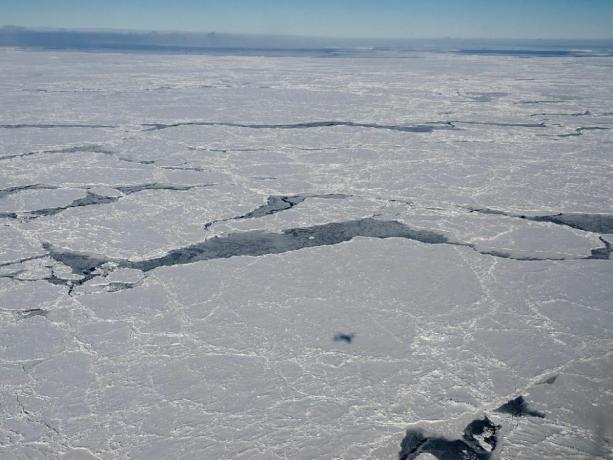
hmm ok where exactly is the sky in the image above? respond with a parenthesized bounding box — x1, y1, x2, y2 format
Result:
(1, 0, 612, 39)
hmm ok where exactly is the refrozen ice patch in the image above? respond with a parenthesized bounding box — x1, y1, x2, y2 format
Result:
(531, 213, 613, 234)
(495, 396, 546, 418)
(399, 417, 500, 460)
(461, 91, 509, 103)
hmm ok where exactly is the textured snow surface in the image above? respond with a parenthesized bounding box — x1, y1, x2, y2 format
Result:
(0, 48, 612, 459)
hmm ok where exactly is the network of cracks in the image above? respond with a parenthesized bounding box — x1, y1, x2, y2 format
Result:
(1, 186, 611, 298)
(1, 114, 611, 458)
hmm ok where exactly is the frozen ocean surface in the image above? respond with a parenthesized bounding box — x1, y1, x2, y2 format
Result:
(0, 47, 612, 459)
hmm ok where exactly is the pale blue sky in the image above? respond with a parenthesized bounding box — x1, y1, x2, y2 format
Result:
(1, 0, 612, 39)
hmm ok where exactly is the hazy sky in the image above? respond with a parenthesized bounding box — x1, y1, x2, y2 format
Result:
(2, 0, 612, 39)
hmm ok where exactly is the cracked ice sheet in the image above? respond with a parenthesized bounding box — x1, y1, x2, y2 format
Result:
(2, 239, 611, 459)
(0, 188, 87, 213)
(0, 226, 47, 264)
(0, 128, 118, 159)
(0, 154, 150, 189)
(377, 207, 606, 259)
(25, 186, 256, 259)
(143, 123, 613, 211)
(1, 48, 612, 459)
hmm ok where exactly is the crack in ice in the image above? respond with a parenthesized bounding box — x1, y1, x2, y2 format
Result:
(203, 193, 351, 230)
(142, 120, 456, 133)
(30, 217, 611, 295)
(0, 183, 215, 220)
(0, 123, 116, 129)
(466, 207, 613, 234)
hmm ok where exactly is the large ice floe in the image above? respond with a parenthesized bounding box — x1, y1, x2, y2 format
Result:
(0, 47, 612, 459)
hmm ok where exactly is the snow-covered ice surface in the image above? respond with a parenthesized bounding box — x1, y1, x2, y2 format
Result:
(0, 47, 612, 459)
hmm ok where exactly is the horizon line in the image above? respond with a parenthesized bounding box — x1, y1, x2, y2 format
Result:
(2, 25, 613, 43)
